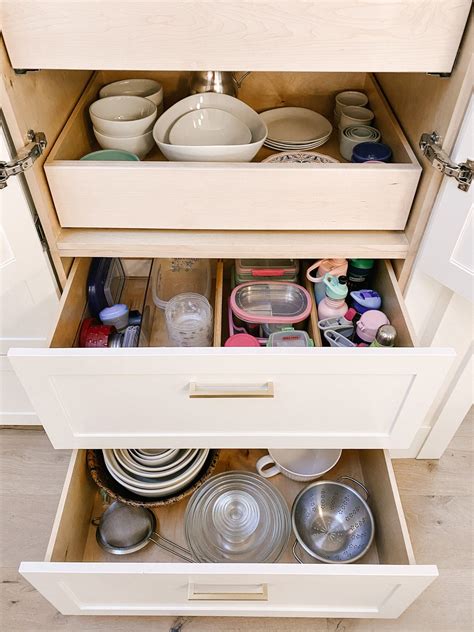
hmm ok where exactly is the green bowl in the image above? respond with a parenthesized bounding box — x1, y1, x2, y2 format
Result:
(80, 149, 140, 161)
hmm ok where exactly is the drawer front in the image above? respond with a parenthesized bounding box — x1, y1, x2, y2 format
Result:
(3, 1, 470, 73)
(20, 449, 437, 618)
(9, 346, 453, 449)
(45, 71, 420, 232)
(20, 563, 437, 618)
(8, 258, 454, 450)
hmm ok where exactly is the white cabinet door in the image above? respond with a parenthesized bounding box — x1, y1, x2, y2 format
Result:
(417, 97, 473, 303)
(0, 121, 59, 423)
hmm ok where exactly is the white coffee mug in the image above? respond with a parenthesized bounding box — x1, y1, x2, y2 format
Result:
(256, 449, 342, 482)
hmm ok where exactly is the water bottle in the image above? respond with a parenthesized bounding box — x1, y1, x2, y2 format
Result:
(307, 258, 348, 304)
(317, 274, 349, 321)
(347, 259, 375, 293)
(370, 324, 397, 347)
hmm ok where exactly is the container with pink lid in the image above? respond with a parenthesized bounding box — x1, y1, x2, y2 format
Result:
(229, 281, 312, 344)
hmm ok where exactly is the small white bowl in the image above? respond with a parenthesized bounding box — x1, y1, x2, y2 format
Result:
(99, 78, 163, 107)
(169, 108, 252, 146)
(90, 95, 157, 137)
(339, 125, 381, 161)
(335, 91, 368, 115)
(339, 105, 374, 131)
(94, 127, 154, 159)
(153, 92, 267, 162)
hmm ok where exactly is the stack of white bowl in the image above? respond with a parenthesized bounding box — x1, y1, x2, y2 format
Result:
(153, 92, 267, 162)
(103, 448, 210, 498)
(90, 80, 163, 159)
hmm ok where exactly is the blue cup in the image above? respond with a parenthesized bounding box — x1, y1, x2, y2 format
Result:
(351, 142, 392, 163)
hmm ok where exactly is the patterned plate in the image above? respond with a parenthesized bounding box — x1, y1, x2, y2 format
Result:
(262, 151, 339, 164)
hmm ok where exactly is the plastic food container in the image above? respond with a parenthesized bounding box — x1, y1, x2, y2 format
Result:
(99, 304, 129, 330)
(225, 333, 260, 347)
(151, 258, 211, 309)
(230, 282, 312, 326)
(165, 293, 213, 347)
(267, 328, 314, 347)
(87, 258, 125, 317)
(234, 259, 299, 284)
(79, 317, 116, 348)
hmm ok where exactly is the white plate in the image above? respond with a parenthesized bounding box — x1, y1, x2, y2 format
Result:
(262, 151, 339, 164)
(260, 107, 332, 144)
(169, 108, 252, 146)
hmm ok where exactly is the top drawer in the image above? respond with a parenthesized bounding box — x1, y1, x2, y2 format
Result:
(3, 1, 470, 73)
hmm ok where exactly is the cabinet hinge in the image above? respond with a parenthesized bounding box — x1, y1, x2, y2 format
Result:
(0, 130, 47, 189)
(419, 131, 473, 192)
(34, 214, 49, 251)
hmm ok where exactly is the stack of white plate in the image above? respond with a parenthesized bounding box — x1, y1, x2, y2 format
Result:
(261, 107, 333, 151)
(103, 448, 210, 498)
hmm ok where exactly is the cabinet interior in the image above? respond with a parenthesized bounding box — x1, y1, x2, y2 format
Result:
(46, 448, 415, 567)
(49, 258, 415, 350)
(49, 70, 415, 166)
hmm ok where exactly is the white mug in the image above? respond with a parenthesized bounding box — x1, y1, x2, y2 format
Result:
(334, 91, 368, 124)
(339, 106, 374, 131)
(256, 449, 342, 482)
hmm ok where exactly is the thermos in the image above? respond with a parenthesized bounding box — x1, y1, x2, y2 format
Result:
(307, 258, 348, 304)
(347, 259, 375, 293)
(370, 324, 397, 347)
(317, 274, 349, 321)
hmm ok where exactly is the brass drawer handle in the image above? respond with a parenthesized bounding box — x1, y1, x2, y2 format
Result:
(188, 583, 268, 601)
(189, 381, 274, 398)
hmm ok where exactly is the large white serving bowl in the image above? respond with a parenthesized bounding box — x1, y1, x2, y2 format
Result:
(90, 95, 157, 137)
(153, 92, 267, 162)
(99, 78, 163, 107)
(93, 127, 154, 159)
(169, 108, 252, 146)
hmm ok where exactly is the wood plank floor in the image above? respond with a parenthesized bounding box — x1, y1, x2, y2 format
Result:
(1, 410, 472, 632)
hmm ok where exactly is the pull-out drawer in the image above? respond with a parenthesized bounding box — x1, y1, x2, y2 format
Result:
(45, 71, 420, 231)
(9, 258, 454, 449)
(20, 448, 437, 618)
(3, 1, 470, 73)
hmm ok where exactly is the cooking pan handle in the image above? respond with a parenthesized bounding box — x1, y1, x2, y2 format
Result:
(292, 540, 305, 564)
(338, 476, 370, 501)
(149, 532, 195, 563)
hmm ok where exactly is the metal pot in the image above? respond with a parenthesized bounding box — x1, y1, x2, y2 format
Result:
(189, 70, 251, 96)
(291, 476, 375, 564)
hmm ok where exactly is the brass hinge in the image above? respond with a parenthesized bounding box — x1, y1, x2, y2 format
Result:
(419, 131, 473, 192)
(0, 130, 47, 189)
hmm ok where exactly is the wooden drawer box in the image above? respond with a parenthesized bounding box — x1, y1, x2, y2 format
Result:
(45, 71, 421, 231)
(3, 1, 470, 73)
(8, 258, 453, 450)
(20, 448, 437, 618)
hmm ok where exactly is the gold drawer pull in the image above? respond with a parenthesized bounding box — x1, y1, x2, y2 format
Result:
(189, 381, 274, 398)
(188, 583, 268, 601)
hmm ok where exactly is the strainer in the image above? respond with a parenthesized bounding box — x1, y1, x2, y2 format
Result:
(94, 501, 194, 562)
(292, 476, 375, 564)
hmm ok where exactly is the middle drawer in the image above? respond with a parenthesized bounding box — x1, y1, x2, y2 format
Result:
(8, 258, 453, 450)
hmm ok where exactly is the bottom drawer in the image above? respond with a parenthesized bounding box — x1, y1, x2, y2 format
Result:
(20, 448, 437, 618)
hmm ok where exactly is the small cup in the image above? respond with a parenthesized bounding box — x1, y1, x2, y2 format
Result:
(99, 304, 129, 331)
(256, 449, 342, 482)
(339, 106, 374, 131)
(334, 90, 368, 124)
(339, 125, 381, 161)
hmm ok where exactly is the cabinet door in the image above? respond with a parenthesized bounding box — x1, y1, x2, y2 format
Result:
(417, 96, 473, 303)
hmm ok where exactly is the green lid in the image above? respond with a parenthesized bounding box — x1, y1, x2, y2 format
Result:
(323, 274, 348, 300)
(349, 259, 374, 269)
(80, 149, 140, 161)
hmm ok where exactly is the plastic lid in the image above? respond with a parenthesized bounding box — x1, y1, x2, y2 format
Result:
(267, 329, 314, 347)
(350, 290, 382, 310)
(225, 333, 260, 347)
(323, 274, 349, 300)
(99, 304, 129, 320)
(356, 310, 390, 342)
(349, 259, 374, 269)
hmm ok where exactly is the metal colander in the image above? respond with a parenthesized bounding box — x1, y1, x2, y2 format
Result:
(291, 476, 375, 564)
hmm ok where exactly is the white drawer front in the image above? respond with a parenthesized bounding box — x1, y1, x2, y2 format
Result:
(20, 562, 437, 618)
(8, 346, 453, 449)
(3, 1, 470, 73)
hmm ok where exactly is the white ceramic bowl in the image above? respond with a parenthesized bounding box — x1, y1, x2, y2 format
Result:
(90, 95, 157, 137)
(93, 127, 154, 159)
(99, 78, 163, 107)
(339, 105, 374, 131)
(334, 91, 368, 124)
(339, 125, 381, 161)
(169, 108, 252, 146)
(153, 92, 267, 162)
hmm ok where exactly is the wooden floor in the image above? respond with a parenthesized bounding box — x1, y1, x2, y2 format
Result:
(1, 410, 472, 632)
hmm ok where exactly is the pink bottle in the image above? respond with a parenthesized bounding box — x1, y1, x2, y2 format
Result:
(307, 258, 348, 304)
(317, 274, 349, 321)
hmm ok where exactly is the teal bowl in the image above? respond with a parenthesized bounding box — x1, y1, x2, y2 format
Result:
(80, 149, 140, 161)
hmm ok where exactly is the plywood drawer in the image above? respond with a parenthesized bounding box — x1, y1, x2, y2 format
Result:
(20, 448, 437, 618)
(8, 258, 454, 450)
(3, 1, 470, 73)
(45, 71, 421, 231)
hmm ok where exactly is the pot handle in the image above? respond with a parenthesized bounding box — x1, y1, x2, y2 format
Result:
(149, 532, 195, 563)
(292, 540, 305, 564)
(233, 71, 251, 89)
(338, 476, 370, 501)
